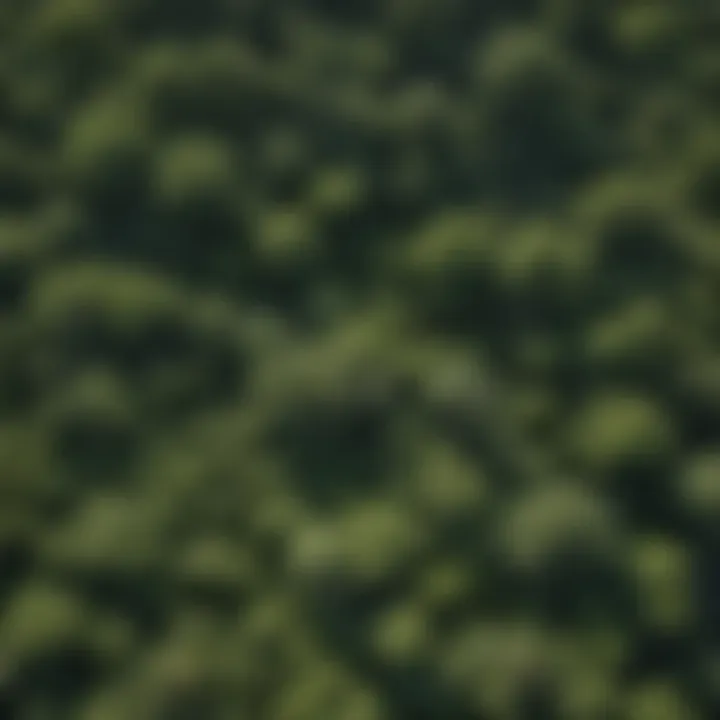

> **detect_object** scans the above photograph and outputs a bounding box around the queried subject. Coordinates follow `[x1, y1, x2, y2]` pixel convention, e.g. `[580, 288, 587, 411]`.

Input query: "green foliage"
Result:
[630, 536, 694, 634]
[0, 582, 87, 662]
[0, 1, 717, 718]
[63, 92, 152, 204]
[570, 393, 676, 474]
[151, 135, 238, 213]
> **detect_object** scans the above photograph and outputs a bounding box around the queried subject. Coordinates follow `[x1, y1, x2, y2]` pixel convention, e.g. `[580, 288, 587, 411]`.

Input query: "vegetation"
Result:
[0, 1, 718, 718]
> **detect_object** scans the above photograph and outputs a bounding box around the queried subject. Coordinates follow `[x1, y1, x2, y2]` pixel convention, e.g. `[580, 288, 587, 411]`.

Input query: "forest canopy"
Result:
[0, 1, 718, 719]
